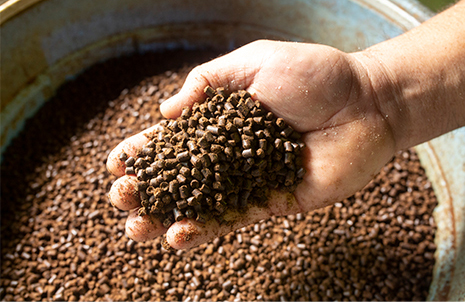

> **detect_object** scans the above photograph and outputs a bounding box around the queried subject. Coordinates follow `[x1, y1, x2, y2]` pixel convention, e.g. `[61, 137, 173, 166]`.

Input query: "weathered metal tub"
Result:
[1, 0, 463, 299]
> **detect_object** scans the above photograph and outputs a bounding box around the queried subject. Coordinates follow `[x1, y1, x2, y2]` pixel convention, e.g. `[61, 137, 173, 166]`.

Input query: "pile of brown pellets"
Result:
[1, 50, 437, 301]
[126, 85, 305, 227]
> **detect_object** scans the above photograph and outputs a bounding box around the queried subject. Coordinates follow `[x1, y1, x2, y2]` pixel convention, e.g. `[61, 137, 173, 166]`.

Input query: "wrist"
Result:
[349, 51, 408, 151]
[350, 0, 465, 151]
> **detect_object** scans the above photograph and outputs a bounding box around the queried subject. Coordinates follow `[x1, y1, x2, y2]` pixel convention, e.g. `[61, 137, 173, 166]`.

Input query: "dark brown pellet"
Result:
[191, 168, 202, 180]
[217, 135, 227, 145]
[206, 153, 218, 166]
[179, 185, 190, 199]
[195, 137, 207, 149]
[119, 152, 128, 161]
[185, 208, 196, 219]
[192, 189, 203, 198]
[190, 179, 200, 189]
[135, 157, 147, 168]
[284, 153, 294, 165]
[176, 174, 187, 184]
[162, 195, 174, 208]
[284, 141, 293, 152]
[201, 168, 213, 181]
[125, 156, 135, 167]
[164, 158, 178, 169]
[181, 107, 191, 119]
[176, 151, 190, 162]
[243, 126, 253, 136]
[125, 166, 135, 175]
[276, 118, 286, 129]
[190, 155, 202, 169]
[145, 166, 155, 176]
[203, 131, 215, 143]
[218, 115, 227, 126]
[160, 181, 169, 192]
[204, 86, 216, 98]
[173, 208, 185, 222]
[176, 199, 188, 210]
[196, 212, 207, 224]
[213, 181, 225, 191]
[205, 125, 221, 135]
[210, 144, 224, 154]
[296, 167, 306, 178]
[140, 147, 154, 157]
[179, 166, 190, 176]
[281, 126, 294, 138]
[163, 217, 174, 229]
[145, 186, 156, 198]
[214, 201, 226, 213]
[274, 138, 284, 152]
[224, 102, 235, 111]
[199, 184, 211, 194]
[224, 147, 234, 158]
[137, 169, 147, 181]
[169, 180, 179, 194]
[242, 149, 255, 158]
[200, 154, 211, 167]
[187, 196, 199, 207]
[163, 147, 175, 158]
[154, 159, 165, 169]
[242, 138, 252, 149]
[254, 130, 265, 139]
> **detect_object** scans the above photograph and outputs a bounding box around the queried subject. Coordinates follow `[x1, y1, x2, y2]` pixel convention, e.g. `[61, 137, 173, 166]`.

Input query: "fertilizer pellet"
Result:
[1, 50, 436, 301]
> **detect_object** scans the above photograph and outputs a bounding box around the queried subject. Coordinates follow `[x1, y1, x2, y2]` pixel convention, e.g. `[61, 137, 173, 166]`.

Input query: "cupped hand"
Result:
[107, 40, 397, 249]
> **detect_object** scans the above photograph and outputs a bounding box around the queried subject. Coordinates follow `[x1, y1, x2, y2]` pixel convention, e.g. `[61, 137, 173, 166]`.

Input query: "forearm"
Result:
[353, 0, 465, 150]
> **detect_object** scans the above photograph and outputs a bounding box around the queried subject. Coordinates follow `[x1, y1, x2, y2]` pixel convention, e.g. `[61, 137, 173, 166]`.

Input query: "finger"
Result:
[125, 210, 167, 242]
[108, 175, 140, 211]
[106, 124, 162, 177]
[165, 190, 304, 249]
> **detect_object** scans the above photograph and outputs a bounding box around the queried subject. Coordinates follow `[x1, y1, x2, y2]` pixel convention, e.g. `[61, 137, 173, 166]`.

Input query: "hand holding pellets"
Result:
[121, 86, 306, 231]
[107, 40, 404, 250]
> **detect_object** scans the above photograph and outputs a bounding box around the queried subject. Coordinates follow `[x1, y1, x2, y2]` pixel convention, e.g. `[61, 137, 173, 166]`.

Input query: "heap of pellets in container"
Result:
[121, 86, 306, 228]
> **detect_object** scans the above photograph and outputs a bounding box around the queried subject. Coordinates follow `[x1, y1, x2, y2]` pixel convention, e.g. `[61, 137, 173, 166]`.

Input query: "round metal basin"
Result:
[1, 0, 464, 300]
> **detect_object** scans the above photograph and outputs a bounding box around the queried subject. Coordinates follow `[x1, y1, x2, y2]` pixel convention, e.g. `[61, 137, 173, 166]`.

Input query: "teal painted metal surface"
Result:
[1, 0, 463, 300]
[416, 129, 465, 300]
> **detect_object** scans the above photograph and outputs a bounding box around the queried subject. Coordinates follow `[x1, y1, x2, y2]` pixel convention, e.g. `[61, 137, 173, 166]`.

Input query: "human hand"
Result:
[107, 40, 397, 249]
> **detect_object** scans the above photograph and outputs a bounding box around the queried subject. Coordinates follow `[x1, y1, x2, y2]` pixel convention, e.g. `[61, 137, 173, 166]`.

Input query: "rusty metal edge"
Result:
[0, 0, 44, 25]
[350, 0, 430, 31]
[415, 142, 456, 301]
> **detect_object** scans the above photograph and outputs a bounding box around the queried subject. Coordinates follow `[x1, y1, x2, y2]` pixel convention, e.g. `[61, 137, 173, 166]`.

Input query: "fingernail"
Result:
[126, 210, 165, 242]
[108, 176, 140, 211]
